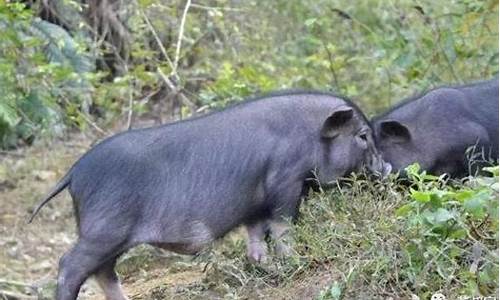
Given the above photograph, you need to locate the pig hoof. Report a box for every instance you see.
[247,244,268,264]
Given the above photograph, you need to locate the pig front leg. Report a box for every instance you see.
[245,220,294,263]
[245,221,269,263]
[246,180,303,263]
[269,220,294,257]
[267,182,303,258]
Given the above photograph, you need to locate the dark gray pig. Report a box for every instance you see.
[29,91,390,300]
[372,78,498,177]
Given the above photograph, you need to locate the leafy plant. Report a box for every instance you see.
[0,2,95,148]
[396,164,499,297]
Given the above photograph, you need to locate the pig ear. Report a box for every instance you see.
[380,120,411,142]
[321,107,354,138]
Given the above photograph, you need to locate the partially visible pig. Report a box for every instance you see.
[372,78,498,177]
[29,90,389,300]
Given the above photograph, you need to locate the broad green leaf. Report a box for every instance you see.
[423,208,454,225]
[463,197,485,219]
[455,190,475,202]
[434,208,455,223]
[411,189,431,203]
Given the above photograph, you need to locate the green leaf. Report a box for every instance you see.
[483,166,499,177]
[411,189,431,203]
[449,228,467,239]
[422,174,439,181]
[429,193,443,209]
[405,163,421,177]
[396,203,413,216]
[304,18,318,27]
[29,19,94,74]
[455,190,475,202]
[329,282,342,300]
[0,102,19,127]
[463,198,485,219]
[423,208,454,225]
[434,208,454,223]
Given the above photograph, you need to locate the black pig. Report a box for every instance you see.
[373,78,498,177]
[29,91,390,300]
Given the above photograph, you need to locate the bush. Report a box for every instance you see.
[0,2,93,148]
[396,164,498,298]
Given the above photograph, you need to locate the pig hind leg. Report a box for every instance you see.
[94,258,128,300]
[56,238,126,300]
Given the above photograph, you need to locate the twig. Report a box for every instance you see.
[77,109,107,136]
[124,65,134,130]
[0,289,37,299]
[142,1,197,119]
[468,219,495,241]
[321,39,339,89]
[0,279,34,287]
[191,3,244,11]
[126,90,134,130]
[140,9,175,71]
[173,0,192,74]
[61,97,108,136]
[157,68,197,112]
[0,150,25,158]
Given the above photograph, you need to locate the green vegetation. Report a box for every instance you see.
[0,0,497,299]
[0,0,498,147]
[294,165,499,299]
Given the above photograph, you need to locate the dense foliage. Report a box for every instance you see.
[0,0,498,148]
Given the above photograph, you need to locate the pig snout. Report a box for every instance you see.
[368,154,392,178]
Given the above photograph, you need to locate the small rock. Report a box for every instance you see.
[7,246,19,258]
[32,170,56,182]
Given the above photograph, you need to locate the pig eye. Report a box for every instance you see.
[355,132,369,150]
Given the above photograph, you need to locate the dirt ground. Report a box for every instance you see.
[0,132,334,299]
